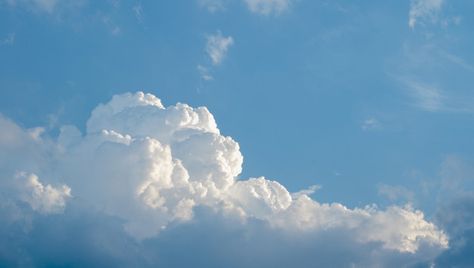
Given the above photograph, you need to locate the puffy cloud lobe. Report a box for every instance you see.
[16,172,71,214]
[0,92,448,264]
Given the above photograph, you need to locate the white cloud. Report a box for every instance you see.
[0,92,448,266]
[409,0,444,29]
[16,172,71,214]
[291,184,321,199]
[206,31,234,65]
[0,92,449,256]
[244,0,291,15]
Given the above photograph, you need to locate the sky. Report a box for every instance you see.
[0,0,474,267]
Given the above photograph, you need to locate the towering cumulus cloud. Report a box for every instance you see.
[0,92,449,266]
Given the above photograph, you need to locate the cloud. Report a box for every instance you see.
[5,0,59,13]
[16,172,71,214]
[198,0,291,15]
[132,3,144,24]
[244,0,291,15]
[198,0,226,13]
[206,31,234,65]
[378,184,415,203]
[1,33,15,46]
[402,79,445,112]
[438,50,474,73]
[408,0,444,29]
[102,16,121,36]
[361,117,380,131]
[0,92,450,266]
[197,64,214,81]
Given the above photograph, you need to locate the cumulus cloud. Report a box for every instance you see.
[409,0,444,29]
[206,31,234,65]
[0,92,450,266]
[244,0,291,15]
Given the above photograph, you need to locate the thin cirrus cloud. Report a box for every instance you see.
[408,0,444,28]
[400,78,474,113]
[404,79,445,112]
[0,92,450,266]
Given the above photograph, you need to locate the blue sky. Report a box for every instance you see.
[1,0,474,267]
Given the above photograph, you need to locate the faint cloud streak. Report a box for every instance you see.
[206,31,234,65]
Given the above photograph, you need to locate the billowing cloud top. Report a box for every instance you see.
[0,92,448,265]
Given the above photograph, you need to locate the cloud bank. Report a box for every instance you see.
[0,92,449,266]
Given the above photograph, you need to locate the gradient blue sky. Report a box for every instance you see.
[1,0,474,267]
[2,0,473,208]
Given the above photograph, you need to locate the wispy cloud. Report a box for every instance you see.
[361,117,380,131]
[378,184,415,203]
[396,77,474,113]
[102,16,121,36]
[408,0,444,29]
[132,3,144,24]
[244,0,291,15]
[291,184,321,199]
[198,0,226,13]
[438,50,474,73]
[404,80,445,112]
[199,0,291,15]
[206,31,234,65]
[5,0,59,13]
[197,65,213,81]
[1,33,15,46]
